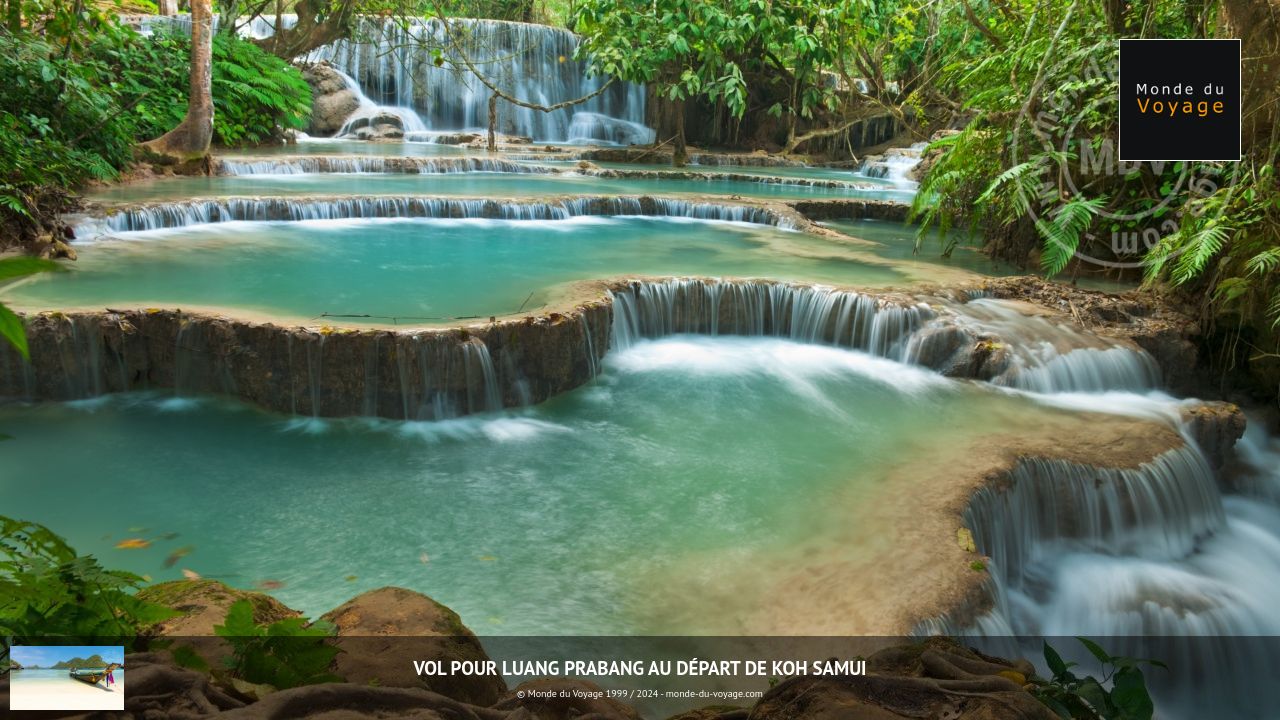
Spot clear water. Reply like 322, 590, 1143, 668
0, 337, 1055, 634
826, 219, 1140, 292
89, 172, 907, 204
824, 219, 1019, 276
3, 217, 905, 322
242, 139, 469, 156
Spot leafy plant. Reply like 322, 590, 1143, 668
213, 599, 341, 690
1030, 638, 1165, 720
0, 516, 177, 641
0, 257, 61, 358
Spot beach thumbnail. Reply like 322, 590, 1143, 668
7, 645, 125, 711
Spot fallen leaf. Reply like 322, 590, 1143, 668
115, 538, 151, 549
997, 670, 1027, 685
478, 555, 497, 562
419, 552, 430, 564
164, 545, 195, 568
157, 532, 180, 541
344, 575, 358, 582
181, 568, 202, 580
256, 579, 285, 590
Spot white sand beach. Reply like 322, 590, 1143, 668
8, 669, 125, 711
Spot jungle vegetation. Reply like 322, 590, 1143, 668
0, 0, 1277, 392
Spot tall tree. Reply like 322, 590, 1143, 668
140, 0, 214, 162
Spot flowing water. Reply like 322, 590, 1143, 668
305, 17, 650, 144
9, 16, 1280, 717
86, 171, 903, 205
0, 336, 1091, 635
3, 218, 906, 321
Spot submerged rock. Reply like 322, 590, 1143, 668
320, 586, 507, 706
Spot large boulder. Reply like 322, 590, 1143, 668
344, 112, 406, 140
137, 579, 300, 670
319, 587, 506, 706
301, 62, 360, 136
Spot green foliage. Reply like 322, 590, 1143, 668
0, 31, 137, 228
572, 0, 911, 132
0, 516, 177, 641
89, 30, 313, 147
1030, 638, 1165, 720
1, 18, 311, 246
210, 34, 313, 145
911, 0, 1280, 357
0, 257, 61, 357
213, 599, 342, 689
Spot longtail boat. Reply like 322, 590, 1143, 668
69, 666, 115, 685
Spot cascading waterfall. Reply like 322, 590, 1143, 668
954, 439, 1280, 720
306, 17, 652, 144
328, 66, 429, 138
82, 196, 796, 235
608, 279, 932, 360
854, 142, 928, 190
920, 300, 1280, 720
214, 156, 558, 175
954, 298, 1161, 393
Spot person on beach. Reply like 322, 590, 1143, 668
105, 663, 119, 688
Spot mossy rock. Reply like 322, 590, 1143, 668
138, 579, 300, 636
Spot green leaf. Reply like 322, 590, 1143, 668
1112, 667, 1154, 720
1076, 636, 1113, 665
1043, 641, 1068, 677
215, 599, 262, 638
0, 303, 29, 359
0, 257, 63, 282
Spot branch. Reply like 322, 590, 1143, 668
431, 4, 614, 113
961, 0, 1004, 48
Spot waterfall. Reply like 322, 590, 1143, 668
214, 156, 559, 176
305, 17, 652, 144
854, 142, 928, 190
329, 66, 428, 138
953, 298, 1161, 393
608, 279, 932, 360
461, 338, 502, 414
965, 450, 1225, 593
83, 196, 797, 235
956, 440, 1280, 720
996, 346, 1159, 393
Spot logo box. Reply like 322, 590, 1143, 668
1118, 38, 1241, 162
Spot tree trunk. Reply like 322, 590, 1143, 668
1220, 0, 1279, 156
140, 0, 214, 164
673, 100, 688, 167
488, 92, 498, 152
157, 0, 177, 16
